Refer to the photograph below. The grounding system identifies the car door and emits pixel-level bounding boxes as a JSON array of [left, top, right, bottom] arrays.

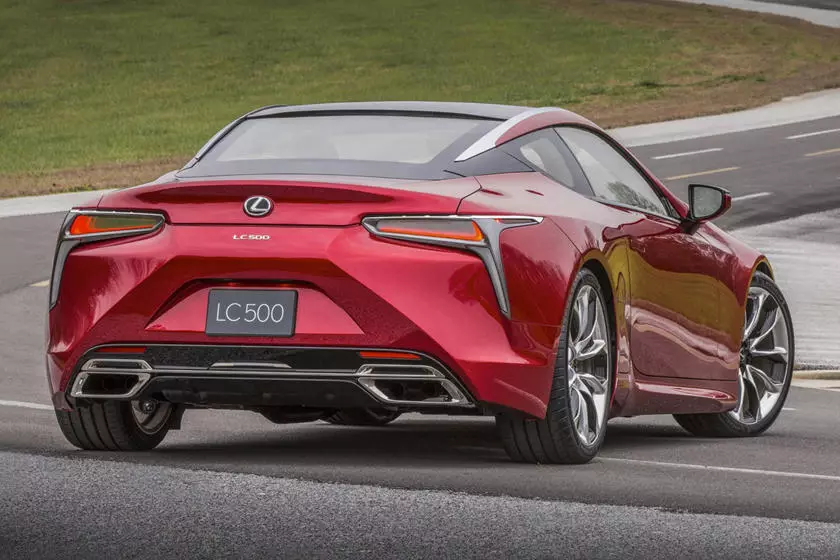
[[556, 127, 731, 381]]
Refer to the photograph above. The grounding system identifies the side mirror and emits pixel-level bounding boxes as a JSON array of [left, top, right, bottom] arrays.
[[685, 184, 731, 225]]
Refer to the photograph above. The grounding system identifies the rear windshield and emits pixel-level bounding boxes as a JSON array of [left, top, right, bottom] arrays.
[[181, 114, 496, 180]]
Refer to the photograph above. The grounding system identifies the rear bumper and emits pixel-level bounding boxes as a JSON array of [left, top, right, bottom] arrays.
[[64, 345, 473, 411], [47, 223, 565, 417]]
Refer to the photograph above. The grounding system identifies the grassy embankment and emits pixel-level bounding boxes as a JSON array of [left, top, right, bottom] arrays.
[[1, 0, 839, 196]]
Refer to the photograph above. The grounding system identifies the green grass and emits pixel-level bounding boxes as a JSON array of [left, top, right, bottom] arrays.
[[1, 0, 839, 194]]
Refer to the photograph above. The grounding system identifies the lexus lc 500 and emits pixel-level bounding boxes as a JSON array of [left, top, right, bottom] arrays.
[[47, 102, 794, 463]]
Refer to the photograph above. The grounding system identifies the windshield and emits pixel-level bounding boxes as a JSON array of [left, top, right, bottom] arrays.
[[183, 114, 495, 180]]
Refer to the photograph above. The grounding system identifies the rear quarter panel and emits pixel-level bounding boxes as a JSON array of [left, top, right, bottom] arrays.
[[699, 223, 770, 369], [460, 173, 636, 413]]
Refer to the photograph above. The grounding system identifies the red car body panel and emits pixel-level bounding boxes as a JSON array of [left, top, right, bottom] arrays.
[[98, 176, 480, 226], [47, 104, 768, 421]]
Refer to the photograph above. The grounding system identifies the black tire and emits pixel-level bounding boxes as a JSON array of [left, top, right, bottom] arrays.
[[56, 400, 171, 451], [323, 408, 401, 426], [674, 272, 794, 437], [496, 268, 613, 464]]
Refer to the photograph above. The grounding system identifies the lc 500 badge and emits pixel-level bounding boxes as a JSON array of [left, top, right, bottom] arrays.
[[233, 234, 270, 240], [205, 289, 296, 336]]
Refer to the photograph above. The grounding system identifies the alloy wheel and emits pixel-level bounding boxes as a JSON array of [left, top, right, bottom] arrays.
[[566, 285, 611, 446], [131, 400, 173, 435], [729, 286, 791, 425]]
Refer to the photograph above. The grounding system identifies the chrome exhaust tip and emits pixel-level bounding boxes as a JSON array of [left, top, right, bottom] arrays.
[[356, 364, 471, 406], [69, 359, 152, 399]]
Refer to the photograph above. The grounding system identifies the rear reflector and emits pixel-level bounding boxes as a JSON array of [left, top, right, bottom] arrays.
[[358, 351, 421, 361], [97, 346, 147, 354], [68, 214, 162, 236]]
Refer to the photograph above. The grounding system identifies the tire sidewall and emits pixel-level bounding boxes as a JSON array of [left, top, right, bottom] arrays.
[[549, 268, 614, 458], [724, 271, 795, 435]]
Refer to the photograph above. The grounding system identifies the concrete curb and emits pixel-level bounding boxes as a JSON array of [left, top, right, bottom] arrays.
[[671, 0, 840, 28], [612, 87, 840, 147], [792, 370, 840, 380], [0, 189, 111, 219]]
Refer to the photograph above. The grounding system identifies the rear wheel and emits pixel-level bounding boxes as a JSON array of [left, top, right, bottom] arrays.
[[323, 408, 401, 426], [496, 269, 613, 464], [56, 399, 173, 451], [674, 272, 793, 437]]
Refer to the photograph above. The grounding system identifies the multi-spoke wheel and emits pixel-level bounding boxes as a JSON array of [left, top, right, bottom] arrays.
[[496, 268, 613, 464], [675, 271, 794, 437]]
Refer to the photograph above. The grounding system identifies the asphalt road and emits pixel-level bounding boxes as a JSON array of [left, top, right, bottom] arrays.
[[1, 117, 840, 557], [631, 114, 840, 230]]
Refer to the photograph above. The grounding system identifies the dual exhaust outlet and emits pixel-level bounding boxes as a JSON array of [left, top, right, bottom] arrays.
[[70, 358, 471, 407]]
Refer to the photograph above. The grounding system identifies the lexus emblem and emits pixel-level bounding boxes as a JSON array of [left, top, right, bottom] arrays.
[[243, 196, 273, 217]]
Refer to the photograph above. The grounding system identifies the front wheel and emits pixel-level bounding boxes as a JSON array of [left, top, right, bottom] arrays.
[[675, 271, 794, 437], [496, 268, 613, 464], [56, 399, 173, 451]]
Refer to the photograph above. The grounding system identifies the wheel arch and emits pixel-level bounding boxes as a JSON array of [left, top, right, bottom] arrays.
[[568, 247, 631, 416], [578, 256, 617, 338], [754, 258, 774, 280]]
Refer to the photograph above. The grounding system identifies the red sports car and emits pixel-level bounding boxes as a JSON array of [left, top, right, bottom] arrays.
[[47, 102, 794, 463]]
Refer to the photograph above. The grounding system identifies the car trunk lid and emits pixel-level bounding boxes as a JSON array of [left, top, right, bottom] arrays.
[[96, 175, 480, 226]]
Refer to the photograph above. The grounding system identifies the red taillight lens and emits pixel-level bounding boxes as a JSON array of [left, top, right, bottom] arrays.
[[373, 218, 484, 243], [359, 351, 421, 361], [68, 214, 162, 236]]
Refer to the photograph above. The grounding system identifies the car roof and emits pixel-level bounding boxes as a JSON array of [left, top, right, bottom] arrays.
[[183, 101, 601, 181], [248, 101, 529, 121]]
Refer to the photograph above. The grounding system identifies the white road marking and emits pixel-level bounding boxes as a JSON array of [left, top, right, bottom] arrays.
[[30, 279, 49, 288], [665, 167, 740, 181], [806, 147, 840, 158], [652, 148, 722, 160], [601, 457, 840, 483], [732, 192, 772, 202], [786, 128, 840, 140], [782, 407, 797, 411], [0, 400, 53, 411]]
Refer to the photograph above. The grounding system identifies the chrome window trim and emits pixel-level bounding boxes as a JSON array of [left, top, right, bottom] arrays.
[[592, 198, 683, 225], [455, 108, 561, 162]]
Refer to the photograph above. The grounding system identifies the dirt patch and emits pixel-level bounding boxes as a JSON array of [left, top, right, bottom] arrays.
[[0, 157, 186, 198]]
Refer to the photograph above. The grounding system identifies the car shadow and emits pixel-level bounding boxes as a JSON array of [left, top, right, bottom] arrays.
[[142, 415, 708, 468]]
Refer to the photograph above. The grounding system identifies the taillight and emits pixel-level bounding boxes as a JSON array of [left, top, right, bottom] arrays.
[[375, 218, 485, 243], [362, 215, 542, 317], [49, 211, 165, 307], [67, 214, 162, 237]]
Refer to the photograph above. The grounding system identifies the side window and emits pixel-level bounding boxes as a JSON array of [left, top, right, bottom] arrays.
[[503, 130, 593, 196], [558, 127, 669, 216]]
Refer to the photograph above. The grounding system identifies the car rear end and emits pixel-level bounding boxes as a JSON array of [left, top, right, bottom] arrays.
[[46, 108, 565, 450]]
